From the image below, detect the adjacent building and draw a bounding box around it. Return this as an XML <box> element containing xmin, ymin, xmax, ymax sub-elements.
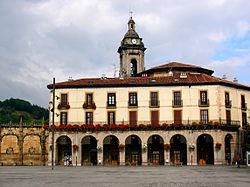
<box><xmin>47</xmin><ymin>17</ymin><xmax>250</xmax><ymax>166</ymax></box>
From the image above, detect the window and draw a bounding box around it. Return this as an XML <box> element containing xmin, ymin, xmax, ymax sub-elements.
<box><xmin>241</xmin><ymin>95</ymin><xmax>247</xmax><ymax>110</ymax></box>
<box><xmin>61</xmin><ymin>94</ymin><xmax>68</xmax><ymax>106</ymax></box>
<box><xmin>107</xmin><ymin>93</ymin><xmax>116</xmax><ymax>107</ymax></box>
<box><xmin>225</xmin><ymin>92</ymin><xmax>231</xmax><ymax>108</ymax></box>
<box><xmin>173</xmin><ymin>91</ymin><xmax>182</xmax><ymax>106</ymax></box>
<box><xmin>174</xmin><ymin>110</ymin><xmax>182</xmax><ymax>125</ymax></box>
<box><xmin>200</xmin><ymin>110</ymin><xmax>209</xmax><ymax>124</ymax></box>
<box><xmin>86</xmin><ymin>93</ymin><xmax>93</xmax><ymax>106</ymax></box>
<box><xmin>129</xmin><ymin>111</ymin><xmax>137</xmax><ymax>127</ymax></box>
<box><xmin>199</xmin><ymin>91</ymin><xmax>209</xmax><ymax>106</ymax></box>
<box><xmin>226</xmin><ymin>110</ymin><xmax>231</xmax><ymax>125</ymax></box>
<box><xmin>86</xmin><ymin>112</ymin><xmax>93</xmax><ymax>125</ymax></box>
<box><xmin>129</xmin><ymin>92</ymin><xmax>138</xmax><ymax>106</ymax></box>
<box><xmin>242</xmin><ymin>112</ymin><xmax>247</xmax><ymax>127</ymax></box>
<box><xmin>150</xmin><ymin>92</ymin><xmax>158</xmax><ymax>107</ymax></box>
<box><xmin>60</xmin><ymin>112</ymin><xmax>67</xmax><ymax>125</ymax></box>
<box><xmin>108</xmin><ymin>111</ymin><xmax>115</xmax><ymax>125</ymax></box>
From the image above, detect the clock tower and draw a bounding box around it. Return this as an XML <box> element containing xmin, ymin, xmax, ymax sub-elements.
<box><xmin>118</xmin><ymin>16</ymin><xmax>146</xmax><ymax>77</ymax></box>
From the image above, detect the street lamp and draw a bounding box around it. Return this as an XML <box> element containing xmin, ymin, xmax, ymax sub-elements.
<box><xmin>51</xmin><ymin>77</ymin><xmax>55</xmax><ymax>170</ymax></box>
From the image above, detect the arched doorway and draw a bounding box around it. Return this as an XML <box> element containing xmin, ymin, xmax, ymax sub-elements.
<box><xmin>197</xmin><ymin>134</ymin><xmax>214</xmax><ymax>165</ymax></box>
<box><xmin>81</xmin><ymin>136</ymin><xmax>97</xmax><ymax>166</ymax></box>
<box><xmin>125</xmin><ymin>135</ymin><xmax>142</xmax><ymax>165</ymax></box>
<box><xmin>225</xmin><ymin>134</ymin><xmax>233</xmax><ymax>165</ymax></box>
<box><xmin>147</xmin><ymin>135</ymin><xmax>164</xmax><ymax>165</ymax></box>
<box><xmin>170</xmin><ymin>134</ymin><xmax>187</xmax><ymax>165</ymax></box>
<box><xmin>56</xmin><ymin>136</ymin><xmax>71</xmax><ymax>165</ymax></box>
<box><xmin>131</xmin><ymin>59</ymin><xmax>137</xmax><ymax>76</ymax></box>
<box><xmin>103</xmin><ymin>135</ymin><xmax>119</xmax><ymax>166</ymax></box>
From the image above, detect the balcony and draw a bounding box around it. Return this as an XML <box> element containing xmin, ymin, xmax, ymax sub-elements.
<box><xmin>149</xmin><ymin>100</ymin><xmax>160</xmax><ymax>108</ymax></box>
<box><xmin>57</xmin><ymin>102</ymin><xmax>70</xmax><ymax>110</ymax></box>
<box><xmin>198</xmin><ymin>99</ymin><xmax>209</xmax><ymax>107</ymax></box>
<box><xmin>225</xmin><ymin>100</ymin><xmax>232</xmax><ymax>108</ymax></box>
<box><xmin>172</xmin><ymin>100</ymin><xmax>183</xmax><ymax>108</ymax></box>
<box><xmin>241</xmin><ymin>103</ymin><xmax>247</xmax><ymax>110</ymax></box>
<box><xmin>83</xmin><ymin>102</ymin><xmax>96</xmax><ymax>110</ymax></box>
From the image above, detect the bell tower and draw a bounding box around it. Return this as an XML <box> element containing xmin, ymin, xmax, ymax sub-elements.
<box><xmin>118</xmin><ymin>16</ymin><xmax>146</xmax><ymax>77</ymax></box>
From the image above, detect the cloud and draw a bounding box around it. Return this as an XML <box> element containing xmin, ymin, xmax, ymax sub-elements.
<box><xmin>0</xmin><ymin>0</ymin><xmax>250</xmax><ymax>107</ymax></box>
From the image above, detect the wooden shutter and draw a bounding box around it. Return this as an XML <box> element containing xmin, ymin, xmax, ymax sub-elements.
<box><xmin>129</xmin><ymin>111</ymin><xmax>137</xmax><ymax>127</ymax></box>
<box><xmin>151</xmin><ymin>111</ymin><xmax>159</xmax><ymax>126</ymax></box>
<box><xmin>174</xmin><ymin>110</ymin><xmax>182</xmax><ymax>125</ymax></box>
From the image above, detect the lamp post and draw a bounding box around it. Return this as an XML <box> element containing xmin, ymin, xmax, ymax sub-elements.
<box><xmin>51</xmin><ymin>77</ymin><xmax>55</xmax><ymax>170</ymax></box>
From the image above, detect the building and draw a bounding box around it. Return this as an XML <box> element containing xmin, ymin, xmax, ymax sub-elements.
<box><xmin>47</xmin><ymin>17</ymin><xmax>250</xmax><ymax>166</ymax></box>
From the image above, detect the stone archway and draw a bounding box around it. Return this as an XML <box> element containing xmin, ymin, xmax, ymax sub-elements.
<box><xmin>56</xmin><ymin>136</ymin><xmax>71</xmax><ymax>165</ymax></box>
<box><xmin>225</xmin><ymin>134</ymin><xmax>233</xmax><ymax>165</ymax></box>
<box><xmin>81</xmin><ymin>135</ymin><xmax>97</xmax><ymax>166</ymax></box>
<box><xmin>147</xmin><ymin>135</ymin><xmax>164</xmax><ymax>165</ymax></box>
<box><xmin>197</xmin><ymin>134</ymin><xmax>214</xmax><ymax>165</ymax></box>
<box><xmin>170</xmin><ymin>134</ymin><xmax>187</xmax><ymax>165</ymax></box>
<box><xmin>131</xmin><ymin>59</ymin><xmax>137</xmax><ymax>76</ymax></box>
<box><xmin>103</xmin><ymin>135</ymin><xmax>119</xmax><ymax>166</ymax></box>
<box><xmin>125</xmin><ymin>135</ymin><xmax>142</xmax><ymax>166</ymax></box>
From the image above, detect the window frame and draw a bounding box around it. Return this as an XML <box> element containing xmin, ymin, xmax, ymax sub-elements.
<box><xmin>86</xmin><ymin>112</ymin><xmax>93</xmax><ymax>125</ymax></box>
<box><xmin>129</xmin><ymin>92</ymin><xmax>138</xmax><ymax>106</ymax></box>
<box><xmin>200</xmin><ymin>110</ymin><xmax>209</xmax><ymax>124</ymax></box>
<box><xmin>107</xmin><ymin>93</ymin><xmax>116</xmax><ymax>107</ymax></box>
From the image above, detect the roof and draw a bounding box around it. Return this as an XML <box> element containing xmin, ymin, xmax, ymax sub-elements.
<box><xmin>47</xmin><ymin>72</ymin><xmax>250</xmax><ymax>91</ymax></box>
<box><xmin>141</xmin><ymin>62</ymin><xmax>214</xmax><ymax>76</ymax></box>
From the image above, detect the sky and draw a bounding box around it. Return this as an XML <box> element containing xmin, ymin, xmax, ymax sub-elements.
<box><xmin>0</xmin><ymin>0</ymin><xmax>250</xmax><ymax>108</ymax></box>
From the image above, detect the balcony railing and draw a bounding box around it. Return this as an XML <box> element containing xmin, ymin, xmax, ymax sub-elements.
<box><xmin>225</xmin><ymin>100</ymin><xmax>232</xmax><ymax>108</ymax></box>
<box><xmin>82</xmin><ymin>102</ymin><xmax>96</xmax><ymax>110</ymax></box>
<box><xmin>241</xmin><ymin>102</ymin><xmax>247</xmax><ymax>110</ymax></box>
<box><xmin>49</xmin><ymin>119</ymin><xmax>240</xmax><ymax>132</ymax></box>
<box><xmin>198</xmin><ymin>99</ymin><xmax>209</xmax><ymax>107</ymax></box>
<box><xmin>172</xmin><ymin>100</ymin><xmax>183</xmax><ymax>108</ymax></box>
<box><xmin>149</xmin><ymin>100</ymin><xmax>160</xmax><ymax>108</ymax></box>
<box><xmin>57</xmin><ymin>102</ymin><xmax>70</xmax><ymax>110</ymax></box>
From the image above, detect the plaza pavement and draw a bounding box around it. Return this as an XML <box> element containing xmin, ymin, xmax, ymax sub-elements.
<box><xmin>0</xmin><ymin>165</ymin><xmax>250</xmax><ymax>187</ymax></box>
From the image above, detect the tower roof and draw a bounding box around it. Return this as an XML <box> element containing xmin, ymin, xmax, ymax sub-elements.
<box><xmin>123</xmin><ymin>17</ymin><xmax>139</xmax><ymax>38</ymax></box>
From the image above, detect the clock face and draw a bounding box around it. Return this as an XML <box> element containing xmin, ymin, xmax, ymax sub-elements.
<box><xmin>131</xmin><ymin>38</ymin><xmax>137</xmax><ymax>44</ymax></box>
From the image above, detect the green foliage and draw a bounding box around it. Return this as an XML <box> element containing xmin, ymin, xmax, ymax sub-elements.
<box><xmin>0</xmin><ymin>98</ymin><xmax>48</xmax><ymax>124</ymax></box>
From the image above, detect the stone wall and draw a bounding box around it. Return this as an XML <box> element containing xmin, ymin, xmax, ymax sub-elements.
<box><xmin>0</xmin><ymin>124</ymin><xmax>49</xmax><ymax>166</ymax></box>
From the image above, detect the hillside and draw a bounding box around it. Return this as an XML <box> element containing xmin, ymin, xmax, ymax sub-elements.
<box><xmin>0</xmin><ymin>98</ymin><xmax>49</xmax><ymax>124</ymax></box>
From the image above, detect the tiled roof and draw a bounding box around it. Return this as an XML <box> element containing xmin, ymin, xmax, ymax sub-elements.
<box><xmin>140</xmin><ymin>62</ymin><xmax>214</xmax><ymax>76</ymax></box>
<box><xmin>47</xmin><ymin>72</ymin><xmax>250</xmax><ymax>90</ymax></box>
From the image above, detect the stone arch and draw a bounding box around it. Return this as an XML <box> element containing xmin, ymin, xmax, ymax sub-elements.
<box><xmin>197</xmin><ymin>134</ymin><xmax>214</xmax><ymax>165</ymax></box>
<box><xmin>170</xmin><ymin>134</ymin><xmax>187</xmax><ymax>165</ymax></box>
<box><xmin>56</xmin><ymin>135</ymin><xmax>72</xmax><ymax>165</ymax></box>
<box><xmin>125</xmin><ymin>135</ymin><xmax>142</xmax><ymax>165</ymax></box>
<box><xmin>130</xmin><ymin>58</ymin><xmax>137</xmax><ymax>76</ymax></box>
<box><xmin>23</xmin><ymin>135</ymin><xmax>41</xmax><ymax>154</ymax></box>
<box><xmin>81</xmin><ymin>135</ymin><xmax>97</xmax><ymax>166</ymax></box>
<box><xmin>103</xmin><ymin>135</ymin><xmax>119</xmax><ymax>166</ymax></box>
<box><xmin>147</xmin><ymin>134</ymin><xmax>164</xmax><ymax>165</ymax></box>
<box><xmin>225</xmin><ymin>134</ymin><xmax>233</xmax><ymax>164</ymax></box>
<box><xmin>1</xmin><ymin>135</ymin><xmax>19</xmax><ymax>154</ymax></box>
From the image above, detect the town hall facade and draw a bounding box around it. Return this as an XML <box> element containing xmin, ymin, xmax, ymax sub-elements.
<box><xmin>47</xmin><ymin>17</ymin><xmax>250</xmax><ymax>166</ymax></box>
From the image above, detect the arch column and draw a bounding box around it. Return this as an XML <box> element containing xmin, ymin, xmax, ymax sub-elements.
<box><xmin>97</xmin><ymin>143</ymin><xmax>103</xmax><ymax>165</ymax></box>
<box><xmin>119</xmin><ymin>148</ymin><xmax>125</xmax><ymax>165</ymax></box>
<box><xmin>165</xmin><ymin>148</ymin><xmax>170</xmax><ymax>165</ymax></box>
<box><xmin>142</xmin><ymin>143</ymin><xmax>147</xmax><ymax>166</ymax></box>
